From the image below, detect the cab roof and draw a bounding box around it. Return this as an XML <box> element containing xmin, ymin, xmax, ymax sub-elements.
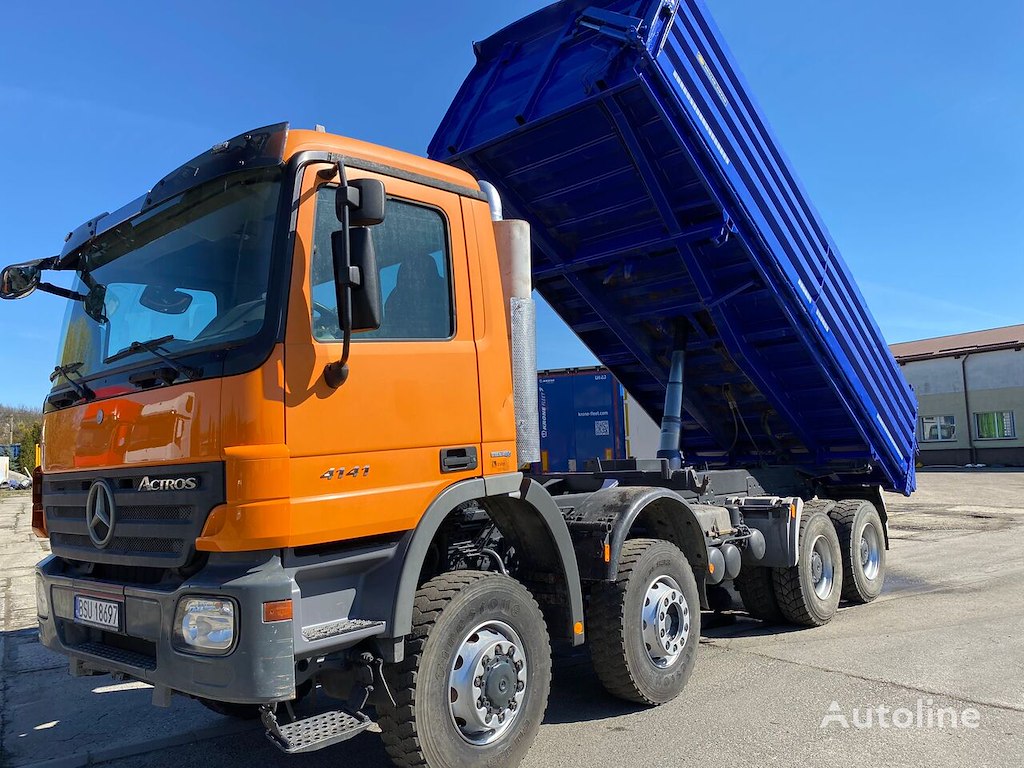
<box><xmin>59</xmin><ymin>123</ymin><xmax>481</xmax><ymax>264</ymax></box>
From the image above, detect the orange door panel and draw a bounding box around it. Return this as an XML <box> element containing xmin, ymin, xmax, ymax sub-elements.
<box><xmin>282</xmin><ymin>163</ymin><xmax>482</xmax><ymax>546</ymax></box>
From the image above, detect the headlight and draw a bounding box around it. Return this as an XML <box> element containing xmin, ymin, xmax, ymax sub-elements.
<box><xmin>173</xmin><ymin>597</ymin><xmax>236</xmax><ymax>655</ymax></box>
<box><xmin>36</xmin><ymin>574</ymin><xmax>49</xmax><ymax>619</ymax></box>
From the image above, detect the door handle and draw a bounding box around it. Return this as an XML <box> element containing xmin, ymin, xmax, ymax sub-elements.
<box><xmin>440</xmin><ymin>447</ymin><xmax>478</xmax><ymax>473</ymax></box>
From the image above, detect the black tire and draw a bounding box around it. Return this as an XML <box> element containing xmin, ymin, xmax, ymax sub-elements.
<box><xmin>587</xmin><ymin>538</ymin><xmax>701</xmax><ymax>705</ymax></box>
<box><xmin>197</xmin><ymin>680</ymin><xmax>311</xmax><ymax>720</ymax></box>
<box><xmin>705</xmin><ymin>584</ymin><xmax>734</xmax><ymax>613</ymax></box>
<box><xmin>197</xmin><ymin>698</ymin><xmax>262</xmax><ymax>720</ymax></box>
<box><xmin>829</xmin><ymin>499</ymin><xmax>886</xmax><ymax>603</ymax></box>
<box><xmin>734</xmin><ymin>566</ymin><xmax>784</xmax><ymax>624</ymax></box>
<box><xmin>378</xmin><ymin>571</ymin><xmax>551</xmax><ymax>768</ymax></box>
<box><xmin>772</xmin><ymin>511</ymin><xmax>843</xmax><ymax>627</ymax></box>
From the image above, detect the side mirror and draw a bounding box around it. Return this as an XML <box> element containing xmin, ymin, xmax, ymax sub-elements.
<box><xmin>323</xmin><ymin>168</ymin><xmax>386</xmax><ymax>389</ymax></box>
<box><xmin>0</xmin><ymin>261</ymin><xmax>43</xmax><ymax>299</ymax></box>
<box><xmin>336</xmin><ymin>178</ymin><xmax>386</xmax><ymax>227</ymax></box>
<box><xmin>331</xmin><ymin>227</ymin><xmax>381</xmax><ymax>333</ymax></box>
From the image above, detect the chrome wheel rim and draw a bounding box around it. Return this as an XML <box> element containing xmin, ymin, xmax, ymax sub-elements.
<box><xmin>641</xmin><ymin>575</ymin><xmax>689</xmax><ymax>668</ymax></box>
<box><xmin>860</xmin><ymin>524</ymin><xmax>881</xmax><ymax>581</ymax></box>
<box><xmin>448</xmin><ymin>620</ymin><xmax>527</xmax><ymax>746</ymax></box>
<box><xmin>809</xmin><ymin>534</ymin><xmax>835</xmax><ymax>599</ymax></box>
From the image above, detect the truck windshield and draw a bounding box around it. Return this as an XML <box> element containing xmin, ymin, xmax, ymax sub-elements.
<box><xmin>53</xmin><ymin>169</ymin><xmax>282</xmax><ymax>384</ymax></box>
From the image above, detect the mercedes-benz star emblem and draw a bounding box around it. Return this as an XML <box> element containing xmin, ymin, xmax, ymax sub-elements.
<box><xmin>85</xmin><ymin>480</ymin><xmax>117</xmax><ymax>549</ymax></box>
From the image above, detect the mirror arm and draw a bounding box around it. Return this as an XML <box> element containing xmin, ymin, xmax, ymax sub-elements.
<box><xmin>324</xmin><ymin>160</ymin><xmax>354</xmax><ymax>389</ymax></box>
<box><xmin>37</xmin><ymin>282</ymin><xmax>87</xmax><ymax>302</ymax></box>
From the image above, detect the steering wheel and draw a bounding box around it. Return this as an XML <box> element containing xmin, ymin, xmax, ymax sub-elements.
<box><xmin>195</xmin><ymin>298</ymin><xmax>266</xmax><ymax>341</ymax></box>
<box><xmin>312</xmin><ymin>300</ymin><xmax>339</xmax><ymax>324</ymax></box>
<box><xmin>312</xmin><ymin>300</ymin><xmax>341</xmax><ymax>339</ymax></box>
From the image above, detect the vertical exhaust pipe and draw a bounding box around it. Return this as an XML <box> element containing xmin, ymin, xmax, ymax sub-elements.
<box><xmin>484</xmin><ymin>182</ymin><xmax>540</xmax><ymax>467</ymax></box>
<box><xmin>657</xmin><ymin>350</ymin><xmax>685</xmax><ymax>470</ymax></box>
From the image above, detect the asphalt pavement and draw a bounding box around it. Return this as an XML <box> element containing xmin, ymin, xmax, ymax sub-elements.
<box><xmin>2</xmin><ymin>471</ymin><xmax>1022</xmax><ymax>768</ymax></box>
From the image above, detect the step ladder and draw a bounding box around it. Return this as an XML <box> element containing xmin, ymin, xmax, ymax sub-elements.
<box><xmin>262</xmin><ymin>705</ymin><xmax>372</xmax><ymax>754</ymax></box>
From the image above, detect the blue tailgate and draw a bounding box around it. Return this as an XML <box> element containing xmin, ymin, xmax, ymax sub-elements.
<box><xmin>430</xmin><ymin>0</ymin><xmax>917</xmax><ymax>494</ymax></box>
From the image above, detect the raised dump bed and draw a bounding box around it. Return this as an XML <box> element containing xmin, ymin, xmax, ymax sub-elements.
<box><xmin>430</xmin><ymin>0</ymin><xmax>917</xmax><ymax>494</ymax></box>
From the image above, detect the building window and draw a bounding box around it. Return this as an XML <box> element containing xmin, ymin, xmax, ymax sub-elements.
<box><xmin>974</xmin><ymin>411</ymin><xmax>1016</xmax><ymax>440</ymax></box>
<box><xmin>920</xmin><ymin>415</ymin><xmax>956</xmax><ymax>442</ymax></box>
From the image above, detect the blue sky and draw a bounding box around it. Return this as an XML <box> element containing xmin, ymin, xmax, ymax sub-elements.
<box><xmin>1</xmin><ymin>0</ymin><xmax>1021</xmax><ymax>407</ymax></box>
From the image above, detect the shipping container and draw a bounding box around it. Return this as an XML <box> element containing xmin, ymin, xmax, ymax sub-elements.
<box><xmin>537</xmin><ymin>367</ymin><xmax>625</xmax><ymax>471</ymax></box>
<box><xmin>537</xmin><ymin>367</ymin><xmax>661</xmax><ymax>471</ymax></box>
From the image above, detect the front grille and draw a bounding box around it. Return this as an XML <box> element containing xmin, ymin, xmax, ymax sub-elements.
<box><xmin>118</xmin><ymin>504</ymin><xmax>194</xmax><ymax>521</ymax></box>
<box><xmin>43</xmin><ymin>463</ymin><xmax>225</xmax><ymax>569</ymax></box>
<box><xmin>50</xmin><ymin>504</ymin><xmax>193</xmax><ymax>522</ymax></box>
<box><xmin>52</xmin><ymin>532</ymin><xmax>185</xmax><ymax>556</ymax></box>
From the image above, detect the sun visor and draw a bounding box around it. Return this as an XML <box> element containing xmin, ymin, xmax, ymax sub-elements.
<box><xmin>60</xmin><ymin>122</ymin><xmax>289</xmax><ymax>262</ymax></box>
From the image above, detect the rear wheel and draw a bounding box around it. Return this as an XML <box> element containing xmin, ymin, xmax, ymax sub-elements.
<box><xmin>829</xmin><ymin>499</ymin><xmax>886</xmax><ymax>603</ymax></box>
<box><xmin>734</xmin><ymin>566</ymin><xmax>784</xmax><ymax>624</ymax></box>
<box><xmin>379</xmin><ymin>571</ymin><xmax>551</xmax><ymax>768</ymax></box>
<box><xmin>772</xmin><ymin>511</ymin><xmax>843</xmax><ymax>626</ymax></box>
<box><xmin>588</xmin><ymin>538</ymin><xmax>700</xmax><ymax>705</ymax></box>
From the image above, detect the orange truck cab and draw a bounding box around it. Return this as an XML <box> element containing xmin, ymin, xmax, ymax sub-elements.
<box><xmin>3</xmin><ymin>120</ymin><xmax>885</xmax><ymax>768</ymax></box>
<box><xmin>10</xmin><ymin>124</ymin><xmax>590</xmax><ymax>758</ymax></box>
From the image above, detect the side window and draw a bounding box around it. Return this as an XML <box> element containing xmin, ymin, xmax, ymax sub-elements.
<box><xmin>311</xmin><ymin>187</ymin><xmax>454</xmax><ymax>341</ymax></box>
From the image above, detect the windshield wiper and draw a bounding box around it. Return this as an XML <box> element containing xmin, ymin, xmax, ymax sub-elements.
<box><xmin>104</xmin><ymin>334</ymin><xmax>197</xmax><ymax>381</ymax></box>
<box><xmin>49</xmin><ymin>362</ymin><xmax>96</xmax><ymax>401</ymax></box>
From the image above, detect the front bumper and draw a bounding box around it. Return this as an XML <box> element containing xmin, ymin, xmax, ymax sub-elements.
<box><xmin>36</xmin><ymin>543</ymin><xmax>394</xmax><ymax>703</ymax></box>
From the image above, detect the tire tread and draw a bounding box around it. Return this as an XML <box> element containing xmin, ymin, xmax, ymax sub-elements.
<box><xmin>378</xmin><ymin>570</ymin><xmax>547</xmax><ymax>768</ymax></box>
<box><xmin>734</xmin><ymin>566</ymin><xmax>783</xmax><ymax>623</ymax></box>
<box><xmin>588</xmin><ymin>538</ymin><xmax>699</xmax><ymax>706</ymax></box>
<box><xmin>588</xmin><ymin>539</ymin><xmax>654</xmax><ymax>704</ymax></box>
<box><xmin>828</xmin><ymin>499</ymin><xmax>883</xmax><ymax>603</ymax></box>
<box><xmin>771</xmin><ymin>508</ymin><xmax>841</xmax><ymax>627</ymax></box>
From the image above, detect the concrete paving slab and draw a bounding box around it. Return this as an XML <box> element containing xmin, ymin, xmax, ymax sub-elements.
<box><xmin>96</xmin><ymin>646</ymin><xmax>1024</xmax><ymax>768</ymax></box>
<box><xmin>2</xmin><ymin>665</ymin><xmax>260</xmax><ymax>767</ymax></box>
<box><xmin>5</xmin><ymin>630</ymin><xmax>64</xmax><ymax>674</ymax></box>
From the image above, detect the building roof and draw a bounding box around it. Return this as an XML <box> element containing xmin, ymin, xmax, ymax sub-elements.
<box><xmin>890</xmin><ymin>324</ymin><xmax>1024</xmax><ymax>362</ymax></box>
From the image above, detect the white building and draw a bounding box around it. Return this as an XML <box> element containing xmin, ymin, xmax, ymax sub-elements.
<box><xmin>890</xmin><ymin>325</ymin><xmax>1024</xmax><ymax>466</ymax></box>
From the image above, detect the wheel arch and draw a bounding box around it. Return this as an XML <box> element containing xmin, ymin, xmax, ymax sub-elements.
<box><xmin>385</xmin><ymin>474</ymin><xmax>585</xmax><ymax>646</ymax></box>
<box><xmin>566</xmin><ymin>487</ymin><xmax>711</xmax><ymax>607</ymax></box>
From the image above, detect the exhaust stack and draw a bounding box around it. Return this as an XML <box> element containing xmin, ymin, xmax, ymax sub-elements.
<box><xmin>484</xmin><ymin>182</ymin><xmax>540</xmax><ymax>467</ymax></box>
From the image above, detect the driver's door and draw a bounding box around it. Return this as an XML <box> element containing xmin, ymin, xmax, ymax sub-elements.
<box><xmin>283</xmin><ymin>162</ymin><xmax>482</xmax><ymax>547</ymax></box>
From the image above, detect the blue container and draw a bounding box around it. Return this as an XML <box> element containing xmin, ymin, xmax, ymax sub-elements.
<box><xmin>538</xmin><ymin>368</ymin><xmax>625</xmax><ymax>472</ymax></box>
<box><xmin>430</xmin><ymin>0</ymin><xmax>917</xmax><ymax>493</ymax></box>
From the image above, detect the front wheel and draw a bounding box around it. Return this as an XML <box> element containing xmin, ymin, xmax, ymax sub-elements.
<box><xmin>587</xmin><ymin>538</ymin><xmax>701</xmax><ymax>705</ymax></box>
<box><xmin>379</xmin><ymin>571</ymin><xmax>551</xmax><ymax>768</ymax></box>
<box><xmin>197</xmin><ymin>680</ymin><xmax>311</xmax><ymax>720</ymax></box>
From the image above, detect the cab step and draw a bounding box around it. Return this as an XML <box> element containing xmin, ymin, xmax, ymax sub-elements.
<box><xmin>262</xmin><ymin>706</ymin><xmax>372</xmax><ymax>754</ymax></box>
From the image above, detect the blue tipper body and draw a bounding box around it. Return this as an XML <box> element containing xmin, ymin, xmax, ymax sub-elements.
<box><xmin>429</xmin><ymin>0</ymin><xmax>918</xmax><ymax>494</ymax></box>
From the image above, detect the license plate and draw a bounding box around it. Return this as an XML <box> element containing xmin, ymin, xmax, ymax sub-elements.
<box><xmin>73</xmin><ymin>595</ymin><xmax>120</xmax><ymax>630</ymax></box>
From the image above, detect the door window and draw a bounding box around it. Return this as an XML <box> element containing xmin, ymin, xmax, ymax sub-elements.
<box><xmin>311</xmin><ymin>189</ymin><xmax>454</xmax><ymax>341</ymax></box>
